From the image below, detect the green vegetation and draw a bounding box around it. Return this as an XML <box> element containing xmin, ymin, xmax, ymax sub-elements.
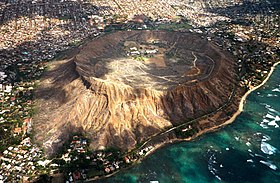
<box><xmin>134</xmin><ymin>56</ymin><xmax>145</xmax><ymax>61</ymax></box>
<box><xmin>55</xmin><ymin>132</ymin><xmax>85</xmax><ymax>157</ymax></box>
<box><xmin>69</xmin><ymin>40</ymin><xmax>82</xmax><ymax>47</ymax></box>
<box><xmin>135</xmin><ymin>141</ymin><xmax>145</xmax><ymax>149</ymax></box>
<box><xmin>226</xmin><ymin>111</ymin><xmax>234</xmax><ymax>116</ymax></box>
<box><xmin>175</xmin><ymin>123</ymin><xmax>199</xmax><ymax>138</ymax></box>
<box><xmin>65</xmin><ymin>153</ymin><xmax>92</xmax><ymax>172</ymax></box>
<box><xmin>246</xmin><ymin>44</ymin><xmax>258</xmax><ymax>53</ymax></box>
<box><xmin>58</xmin><ymin>15</ymin><xmax>72</xmax><ymax>21</ymax></box>
<box><xmin>156</xmin><ymin>21</ymin><xmax>192</xmax><ymax>31</ymax></box>
<box><xmin>0</xmin><ymin>123</ymin><xmax>17</xmax><ymax>153</ymax></box>
<box><xmin>165</xmin><ymin>51</ymin><xmax>175</xmax><ymax>58</ymax></box>
<box><xmin>35</xmin><ymin>174</ymin><xmax>52</xmax><ymax>183</ymax></box>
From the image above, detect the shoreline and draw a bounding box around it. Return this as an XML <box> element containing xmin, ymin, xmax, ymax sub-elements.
<box><xmin>148</xmin><ymin>60</ymin><xmax>280</xmax><ymax>154</ymax></box>
<box><xmin>139</xmin><ymin>60</ymin><xmax>280</xmax><ymax>163</ymax></box>
<box><xmin>88</xmin><ymin>61</ymin><xmax>280</xmax><ymax>182</ymax></box>
<box><xmin>220</xmin><ymin>60</ymin><xmax>280</xmax><ymax>127</ymax></box>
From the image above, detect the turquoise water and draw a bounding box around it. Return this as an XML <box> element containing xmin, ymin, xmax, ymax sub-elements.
<box><xmin>96</xmin><ymin>65</ymin><xmax>280</xmax><ymax>183</ymax></box>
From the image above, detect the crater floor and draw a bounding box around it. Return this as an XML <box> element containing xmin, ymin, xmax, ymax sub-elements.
<box><xmin>75</xmin><ymin>30</ymin><xmax>218</xmax><ymax>91</ymax></box>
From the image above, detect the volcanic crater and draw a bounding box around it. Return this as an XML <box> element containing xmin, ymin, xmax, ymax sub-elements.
<box><xmin>34</xmin><ymin>30</ymin><xmax>238</xmax><ymax>155</ymax></box>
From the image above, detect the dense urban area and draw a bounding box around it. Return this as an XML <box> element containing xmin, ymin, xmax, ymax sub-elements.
<box><xmin>0</xmin><ymin>0</ymin><xmax>279</xmax><ymax>182</ymax></box>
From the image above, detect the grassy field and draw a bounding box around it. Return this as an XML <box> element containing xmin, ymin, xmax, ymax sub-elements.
<box><xmin>156</xmin><ymin>21</ymin><xmax>192</xmax><ymax>31</ymax></box>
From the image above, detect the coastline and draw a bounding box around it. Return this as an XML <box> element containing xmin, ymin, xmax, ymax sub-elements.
<box><xmin>87</xmin><ymin>61</ymin><xmax>280</xmax><ymax>182</ymax></box>
<box><xmin>144</xmin><ymin>60</ymin><xmax>280</xmax><ymax>161</ymax></box>
<box><xmin>215</xmin><ymin>60</ymin><xmax>280</xmax><ymax>128</ymax></box>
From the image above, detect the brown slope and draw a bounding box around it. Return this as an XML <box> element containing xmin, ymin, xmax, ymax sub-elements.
<box><xmin>33</xmin><ymin>30</ymin><xmax>237</xmax><ymax>155</ymax></box>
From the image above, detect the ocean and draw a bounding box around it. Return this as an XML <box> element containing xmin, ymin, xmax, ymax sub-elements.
<box><xmin>96</xmin><ymin>65</ymin><xmax>280</xmax><ymax>183</ymax></box>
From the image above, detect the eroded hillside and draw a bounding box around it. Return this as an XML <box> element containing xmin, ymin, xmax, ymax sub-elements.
<box><xmin>34</xmin><ymin>30</ymin><xmax>237</xmax><ymax>155</ymax></box>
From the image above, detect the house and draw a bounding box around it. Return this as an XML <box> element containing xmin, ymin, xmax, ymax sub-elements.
<box><xmin>14</xmin><ymin>127</ymin><xmax>22</xmax><ymax>135</ymax></box>
<box><xmin>131</xmin><ymin>51</ymin><xmax>140</xmax><ymax>55</ymax></box>
<box><xmin>24</xmin><ymin>118</ymin><xmax>31</xmax><ymax>123</ymax></box>
<box><xmin>26</xmin><ymin>118</ymin><xmax>32</xmax><ymax>134</ymax></box>
<box><xmin>109</xmin><ymin>165</ymin><xmax>115</xmax><ymax>171</ymax></box>
<box><xmin>145</xmin><ymin>49</ymin><xmax>158</xmax><ymax>54</ymax></box>
<box><xmin>104</xmin><ymin>167</ymin><xmax>110</xmax><ymax>173</ymax></box>
<box><xmin>132</xmin><ymin>14</ymin><xmax>149</xmax><ymax>23</ymax></box>
<box><xmin>4</xmin><ymin>85</ymin><xmax>12</xmax><ymax>93</ymax></box>
<box><xmin>21</xmin><ymin>138</ymin><xmax>31</xmax><ymax>146</ymax></box>
<box><xmin>130</xmin><ymin>47</ymin><xmax>138</xmax><ymax>51</ymax></box>
<box><xmin>22</xmin><ymin>126</ymin><xmax>28</xmax><ymax>135</ymax></box>
<box><xmin>124</xmin><ymin>156</ymin><xmax>130</xmax><ymax>163</ymax></box>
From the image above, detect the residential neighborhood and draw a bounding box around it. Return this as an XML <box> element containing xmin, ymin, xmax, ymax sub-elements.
<box><xmin>54</xmin><ymin>134</ymin><xmax>155</xmax><ymax>182</ymax></box>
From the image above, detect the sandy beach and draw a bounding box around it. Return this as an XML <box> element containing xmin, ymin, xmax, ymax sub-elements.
<box><xmin>212</xmin><ymin>60</ymin><xmax>280</xmax><ymax>129</ymax></box>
